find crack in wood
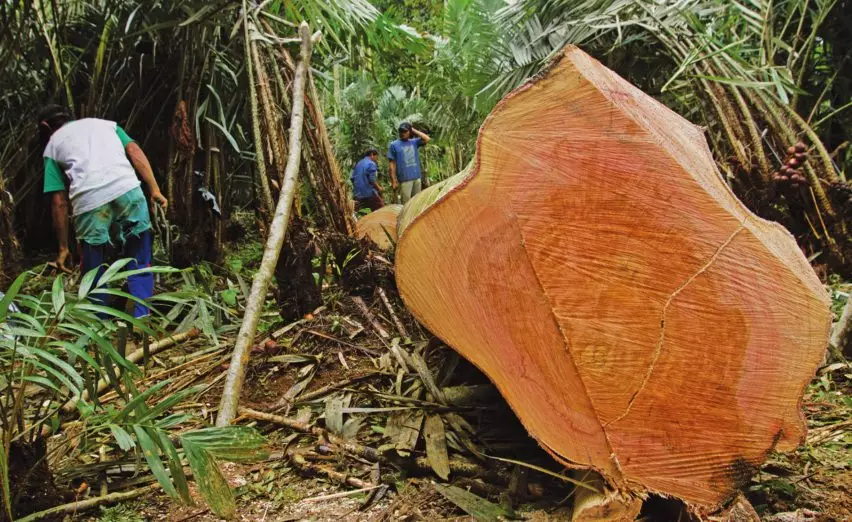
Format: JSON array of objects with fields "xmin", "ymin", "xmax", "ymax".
[{"xmin": 605, "ymin": 223, "xmax": 747, "ymax": 428}]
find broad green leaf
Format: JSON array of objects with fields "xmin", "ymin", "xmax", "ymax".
[
  {"xmin": 114, "ymin": 380, "xmax": 172, "ymax": 422},
  {"xmin": 183, "ymin": 440, "xmax": 235, "ymax": 518},
  {"xmin": 135, "ymin": 386, "xmax": 202, "ymax": 424},
  {"xmin": 0, "ymin": 271, "xmax": 28, "ymax": 322},
  {"xmin": 56, "ymin": 323, "xmax": 140, "ymax": 375},
  {"xmin": 206, "ymin": 117, "xmax": 241, "ymax": 153},
  {"xmin": 51, "ymin": 275, "xmax": 65, "ymax": 316},
  {"xmin": 48, "ymin": 340, "xmax": 100, "ymax": 373},
  {"xmin": 109, "ymin": 424, "xmax": 136, "ymax": 451},
  {"xmin": 180, "ymin": 427, "xmax": 267, "ymax": 461},
  {"xmin": 78, "ymin": 267, "xmax": 100, "ymax": 299},
  {"xmin": 155, "ymin": 431, "xmax": 193, "ymax": 504},
  {"xmin": 95, "ymin": 259, "xmax": 135, "ymax": 287},
  {"xmin": 74, "ymin": 304, "xmax": 155, "ymax": 335},
  {"xmin": 107, "ymin": 266, "xmax": 181, "ymax": 283},
  {"xmin": 133, "ymin": 425, "xmax": 178, "ymax": 499},
  {"xmin": 22, "ymin": 375, "xmax": 61, "ymax": 393}
]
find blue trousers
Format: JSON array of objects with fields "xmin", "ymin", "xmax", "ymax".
[{"xmin": 80, "ymin": 230, "xmax": 153, "ymax": 318}]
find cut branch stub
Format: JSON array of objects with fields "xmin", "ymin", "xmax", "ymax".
[{"xmin": 394, "ymin": 46, "xmax": 830, "ymax": 511}]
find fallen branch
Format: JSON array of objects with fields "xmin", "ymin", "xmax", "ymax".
[
  {"xmin": 378, "ymin": 287, "xmax": 408, "ymax": 338},
  {"xmin": 16, "ymin": 485, "xmax": 157, "ymax": 522},
  {"xmin": 289, "ymin": 449, "xmax": 375, "ymax": 489},
  {"xmin": 216, "ymin": 22, "xmax": 313, "ymax": 427},
  {"xmin": 351, "ymin": 296, "xmax": 390, "ymax": 340}
]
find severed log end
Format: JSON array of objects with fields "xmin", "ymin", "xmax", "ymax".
[
  {"xmin": 395, "ymin": 45, "xmax": 831, "ymax": 512},
  {"xmin": 355, "ymin": 204, "xmax": 403, "ymax": 250}
]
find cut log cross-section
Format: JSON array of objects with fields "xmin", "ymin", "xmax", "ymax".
[
  {"xmin": 395, "ymin": 46, "xmax": 830, "ymax": 511},
  {"xmin": 355, "ymin": 204, "xmax": 403, "ymax": 250}
]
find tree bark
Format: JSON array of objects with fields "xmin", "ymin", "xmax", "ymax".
[
  {"xmin": 394, "ymin": 46, "xmax": 831, "ymax": 514},
  {"xmin": 216, "ymin": 22, "xmax": 313, "ymax": 427}
]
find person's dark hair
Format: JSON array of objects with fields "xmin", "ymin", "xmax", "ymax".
[
  {"xmin": 398, "ymin": 121, "xmax": 412, "ymax": 134},
  {"xmin": 37, "ymin": 104, "xmax": 72, "ymax": 146},
  {"xmin": 364, "ymin": 147, "xmax": 378, "ymax": 157}
]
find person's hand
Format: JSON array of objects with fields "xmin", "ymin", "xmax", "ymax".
[
  {"xmin": 391, "ymin": 179, "xmax": 399, "ymax": 190},
  {"xmin": 151, "ymin": 190, "xmax": 168, "ymax": 211},
  {"xmin": 54, "ymin": 248, "xmax": 72, "ymax": 274}
]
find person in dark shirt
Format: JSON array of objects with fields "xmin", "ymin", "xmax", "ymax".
[
  {"xmin": 388, "ymin": 122, "xmax": 430, "ymax": 203},
  {"xmin": 350, "ymin": 148, "xmax": 384, "ymax": 211}
]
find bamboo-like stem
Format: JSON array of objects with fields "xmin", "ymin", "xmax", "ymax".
[
  {"xmin": 252, "ymin": 41, "xmax": 287, "ymax": 186},
  {"xmin": 216, "ymin": 22, "xmax": 313, "ymax": 427},
  {"xmin": 243, "ymin": 4, "xmax": 275, "ymax": 215}
]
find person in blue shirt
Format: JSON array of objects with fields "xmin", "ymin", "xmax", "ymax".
[
  {"xmin": 350, "ymin": 148, "xmax": 384, "ymax": 211},
  {"xmin": 388, "ymin": 122, "xmax": 430, "ymax": 203}
]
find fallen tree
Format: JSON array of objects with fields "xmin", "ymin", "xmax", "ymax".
[
  {"xmin": 394, "ymin": 46, "xmax": 831, "ymax": 514},
  {"xmin": 355, "ymin": 204, "xmax": 403, "ymax": 250}
]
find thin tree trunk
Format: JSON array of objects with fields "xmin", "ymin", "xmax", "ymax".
[
  {"xmin": 216, "ymin": 22, "xmax": 313, "ymax": 427},
  {"xmin": 243, "ymin": 3, "xmax": 275, "ymax": 216}
]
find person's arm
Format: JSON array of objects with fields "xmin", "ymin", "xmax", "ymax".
[
  {"xmin": 51, "ymin": 192, "xmax": 71, "ymax": 272},
  {"xmin": 43, "ymin": 157, "xmax": 71, "ymax": 271},
  {"xmin": 387, "ymin": 144, "xmax": 399, "ymax": 189},
  {"xmin": 368, "ymin": 164, "xmax": 382, "ymax": 194},
  {"xmin": 411, "ymin": 127, "xmax": 430, "ymax": 145},
  {"xmin": 126, "ymin": 142, "xmax": 168, "ymax": 210}
]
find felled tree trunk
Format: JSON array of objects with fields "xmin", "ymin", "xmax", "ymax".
[
  {"xmin": 394, "ymin": 46, "xmax": 830, "ymax": 513},
  {"xmin": 355, "ymin": 204, "xmax": 403, "ymax": 250}
]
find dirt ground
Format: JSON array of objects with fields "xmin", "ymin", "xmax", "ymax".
[{"xmin": 40, "ymin": 290, "xmax": 849, "ymax": 522}]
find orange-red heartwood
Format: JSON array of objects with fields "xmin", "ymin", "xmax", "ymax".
[
  {"xmin": 395, "ymin": 46, "xmax": 830, "ymax": 510},
  {"xmin": 355, "ymin": 204, "xmax": 402, "ymax": 250}
]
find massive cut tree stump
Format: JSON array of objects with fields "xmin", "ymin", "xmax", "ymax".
[{"xmin": 394, "ymin": 46, "xmax": 830, "ymax": 512}]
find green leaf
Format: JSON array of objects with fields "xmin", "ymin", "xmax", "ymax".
[
  {"xmin": 155, "ymin": 430, "xmax": 193, "ymax": 504},
  {"xmin": 183, "ymin": 439, "xmax": 235, "ymax": 518},
  {"xmin": 74, "ymin": 304, "xmax": 155, "ymax": 336},
  {"xmin": 115, "ymin": 380, "xmax": 172, "ymax": 422},
  {"xmin": 95, "ymin": 259, "xmax": 135, "ymax": 287},
  {"xmin": 135, "ymin": 386, "xmax": 203, "ymax": 424},
  {"xmin": 48, "ymin": 339, "xmax": 101, "ymax": 373},
  {"xmin": 220, "ymin": 289, "xmax": 238, "ymax": 307},
  {"xmin": 0, "ymin": 271, "xmax": 27, "ymax": 322},
  {"xmin": 180, "ymin": 427, "xmax": 267, "ymax": 461},
  {"xmin": 22, "ymin": 375, "xmax": 61, "ymax": 393},
  {"xmin": 51, "ymin": 275, "xmax": 65, "ymax": 316},
  {"xmin": 206, "ymin": 117, "xmax": 241, "ymax": 153},
  {"xmin": 57, "ymin": 323, "xmax": 140, "ymax": 375},
  {"xmin": 78, "ymin": 267, "xmax": 100, "ymax": 300},
  {"xmin": 110, "ymin": 424, "xmax": 136, "ymax": 451},
  {"xmin": 133, "ymin": 425, "xmax": 178, "ymax": 499}
]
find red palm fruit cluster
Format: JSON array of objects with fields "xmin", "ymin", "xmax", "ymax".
[{"xmin": 772, "ymin": 142, "xmax": 808, "ymax": 188}]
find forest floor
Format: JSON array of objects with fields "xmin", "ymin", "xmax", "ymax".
[
  {"xmin": 71, "ymin": 293, "xmax": 850, "ymax": 522},
  {"xmin": 15, "ymin": 233, "xmax": 851, "ymax": 522}
]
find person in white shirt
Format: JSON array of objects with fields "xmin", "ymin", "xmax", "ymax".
[{"xmin": 38, "ymin": 105, "xmax": 168, "ymax": 317}]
